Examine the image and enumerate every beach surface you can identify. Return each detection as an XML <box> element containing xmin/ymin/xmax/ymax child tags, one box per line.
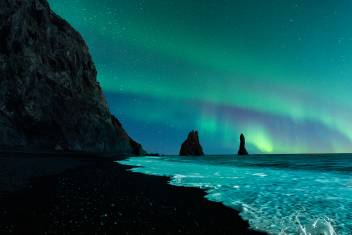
<box><xmin>0</xmin><ymin>152</ymin><xmax>265</xmax><ymax>234</ymax></box>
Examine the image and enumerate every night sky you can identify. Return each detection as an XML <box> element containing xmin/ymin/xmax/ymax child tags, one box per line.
<box><xmin>49</xmin><ymin>0</ymin><xmax>352</xmax><ymax>154</ymax></box>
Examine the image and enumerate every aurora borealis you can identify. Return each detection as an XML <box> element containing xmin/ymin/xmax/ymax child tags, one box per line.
<box><xmin>49</xmin><ymin>0</ymin><xmax>352</xmax><ymax>154</ymax></box>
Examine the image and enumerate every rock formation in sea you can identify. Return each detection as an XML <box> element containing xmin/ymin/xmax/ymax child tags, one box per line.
<box><xmin>0</xmin><ymin>0</ymin><xmax>144</xmax><ymax>154</ymax></box>
<box><xmin>237</xmin><ymin>133</ymin><xmax>248</xmax><ymax>155</ymax></box>
<box><xmin>179</xmin><ymin>130</ymin><xmax>204</xmax><ymax>156</ymax></box>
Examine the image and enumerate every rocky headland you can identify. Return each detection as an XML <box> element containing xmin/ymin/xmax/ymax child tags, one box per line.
<box><xmin>0</xmin><ymin>0</ymin><xmax>143</xmax><ymax>155</ymax></box>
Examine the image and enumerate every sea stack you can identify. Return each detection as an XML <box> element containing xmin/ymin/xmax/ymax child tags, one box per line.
<box><xmin>179</xmin><ymin>130</ymin><xmax>204</xmax><ymax>156</ymax></box>
<box><xmin>237</xmin><ymin>133</ymin><xmax>248</xmax><ymax>155</ymax></box>
<box><xmin>0</xmin><ymin>0</ymin><xmax>143</xmax><ymax>155</ymax></box>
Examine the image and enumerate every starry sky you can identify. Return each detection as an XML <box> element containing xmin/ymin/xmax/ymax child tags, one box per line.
<box><xmin>49</xmin><ymin>0</ymin><xmax>352</xmax><ymax>154</ymax></box>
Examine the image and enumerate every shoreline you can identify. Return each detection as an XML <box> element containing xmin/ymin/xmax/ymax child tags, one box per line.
<box><xmin>0</xmin><ymin>153</ymin><xmax>266</xmax><ymax>234</ymax></box>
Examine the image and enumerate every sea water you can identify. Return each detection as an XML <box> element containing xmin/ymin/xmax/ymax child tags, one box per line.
<box><xmin>118</xmin><ymin>155</ymin><xmax>352</xmax><ymax>235</ymax></box>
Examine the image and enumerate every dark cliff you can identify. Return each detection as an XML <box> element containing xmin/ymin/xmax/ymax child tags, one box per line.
<box><xmin>179</xmin><ymin>130</ymin><xmax>204</xmax><ymax>156</ymax></box>
<box><xmin>0</xmin><ymin>0</ymin><xmax>144</xmax><ymax>154</ymax></box>
<box><xmin>237</xmin><ymin>133</ymin><xmax>248</xmax><ymax>155</ymax></box>
<box><xmin>111</xmin><ymin>115</ymin><xmax>145</xmax><ymax>156</ymax></box>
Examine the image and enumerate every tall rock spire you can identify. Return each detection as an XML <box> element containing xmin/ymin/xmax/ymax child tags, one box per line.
<box><xmin>237</xmin><ymin>133</ymin><xmax>248</xmax><ymax>155</ymax></box>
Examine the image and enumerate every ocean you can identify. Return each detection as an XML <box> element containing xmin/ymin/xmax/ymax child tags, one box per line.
<box><xmin>118</xmin><ymin>154</ymin><xmax>352</xmax><ymax>235</ymax></box>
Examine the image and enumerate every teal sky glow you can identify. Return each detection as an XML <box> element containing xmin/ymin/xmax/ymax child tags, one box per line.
<box><xmin>49</xmin><ymin>0</ymin><xmax>352</xmax><ymax>154</ymax></box>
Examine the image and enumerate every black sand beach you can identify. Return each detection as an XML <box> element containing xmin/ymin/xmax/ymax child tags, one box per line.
<box><xmin>0</xmin><ymin>152</ymin><xmax>265</xmax><ymax>235</ymax></box>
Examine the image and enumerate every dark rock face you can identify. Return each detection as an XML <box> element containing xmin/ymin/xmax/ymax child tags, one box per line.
<box><xmin>237</xmin><ymin>133</ymin><xmax>248</xmax><ymax>155</ymax></box>
<box><xmin>111</xmin><ymin>115</ymin><xmax>145</xmax><ymax>156</ymax></box>
<box><xmin>0</xmin><ymin>0</ymin><xmax>143</xmax><ymax>154</ymax></box>
<box><xmin>179</xmin><ymin>130</ymin><xmax>204</xmax><ymax>156</ymax></box>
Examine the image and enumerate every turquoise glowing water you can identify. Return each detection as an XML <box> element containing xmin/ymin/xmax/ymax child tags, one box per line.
<box><xmin>118</xmin><ymin>155</ymin><xmax>352</xmax><ymax>235</ymax></box>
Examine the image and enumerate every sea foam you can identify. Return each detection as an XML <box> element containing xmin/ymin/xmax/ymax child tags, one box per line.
<box><xmin>118</xmin><ymin>155</ymin><xmax>352</xmax><ymax>235</ymax></box>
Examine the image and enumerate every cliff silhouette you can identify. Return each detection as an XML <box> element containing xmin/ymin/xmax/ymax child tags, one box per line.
<box><xmin>0</xmin><ymin>0</ymin><xmax>144</xmax><ymax>155</ymax></box>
